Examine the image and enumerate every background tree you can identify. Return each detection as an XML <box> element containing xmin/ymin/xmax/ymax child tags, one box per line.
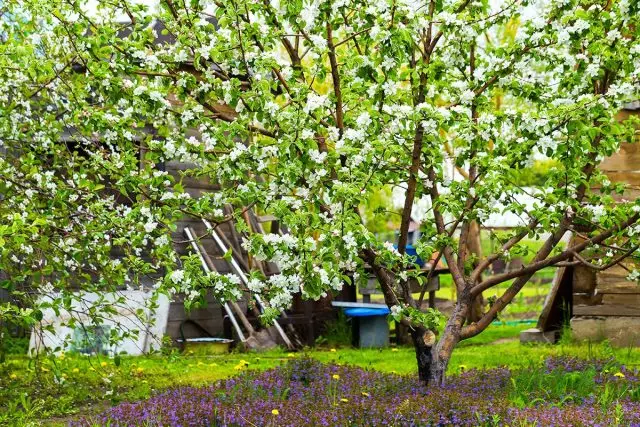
<box><xmin>1</xmin><ymin>0</ymin><xmax>639</xmax><ymax>385</ymax></box>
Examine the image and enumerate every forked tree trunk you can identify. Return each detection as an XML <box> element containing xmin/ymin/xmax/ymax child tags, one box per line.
<box><xmin>414</xmin><ymin>299</ymin><xmax>470</xmax><ymax>386</ymax></box>
<box><xmin>411</xmin><ymin>326</ymin><xmax>455</xmax><ymax>386</ymax></box>
<box><xmin>367</xmin><ymin>250</ymin><xmax>468</xmax><ymax>387</ymax></box>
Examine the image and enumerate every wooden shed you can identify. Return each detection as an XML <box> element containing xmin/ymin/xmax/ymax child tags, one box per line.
<box><xmin>526</xmin><ymin>102</ymin><xmax>640</xmax><ymax>346</ymax></box>
<box><xmin>569</xmin><ymin>101</ymin><xmax>640</xmax><ymax>346</ymax></box>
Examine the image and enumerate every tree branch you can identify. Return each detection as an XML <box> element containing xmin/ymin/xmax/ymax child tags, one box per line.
<box><xmin>463</xmin><ymin>214</ymin><xmax>639</xmax><ymax>339</ymax></box>
<box><xmin>471</xmin><ymin>213</ymin><xmax>640</xmax><ymax>297</ymax></box>
<box><xmin>326</xmin><ymin>19</ymin><xmax>344</xmax><ymax>133</ymax></box>
<box><xmin>570</xmin><ymin>245</ymin><xmax>639</xmax><ymax>271</ymax></box>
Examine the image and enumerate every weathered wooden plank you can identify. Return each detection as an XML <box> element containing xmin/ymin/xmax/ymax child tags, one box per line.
<box><xmin>598</xmin><ymin>263</ymin><xmax>637</xmax><ymax>278</ymax></box>
<box><xmin>597</xmin><ymin>269</ymin><xmax>639</xmax><ymax>286</ymax></box>
<box><xmin>165</xmin><ymin>318</ymin><xmax>225</xmax><ymax>339</ymax></box>
<box><xmin>597</xmin><ymin>281</ymin><xmax>640</xmax><ymax>294</ymax></box>
<box><xmin>257</xmin><ymin>214</ymin><xmax>278</xmax><ymax>223</ymax></box>
<box><xmin>615</xmin><ymin>109</ymin><xmax>635</xmax><ymax>121</ymax></box>
<box><xmin>573</xmin><ymin>304</ymin><xmax>640</xmax><ymax>317</ymax></box>
<box><xmin>537</xmin><ymin>265</ymin><xmax>573</xmax><ymax>332</ymax></box>
<box><xmin>592</xmin><ymin>189</ymin><xmax>640</xmax><ymax>202</ymax></box>
<box><xmin>599</xmin><ymin>142</ymin><xmax>640</xmax><ymax>172</ymax></box>
<box><xmin>164</xmin><ymin>160</ymin><xmax>199</xmax><ymax>171</ymax></box>
<box><xmin>571</xmin><ymin>316</ymin><xmax>640</xmax><ymax>347</ymax></box>
<box><xmin>168</xmin><ymin>302</ymin><xmax>225</xmax><ymax>322</ymax></box>
<box><xmin>597</xmin><ymin>274</ymin><xmax>631</xmax><ymax>286</ymax></box>
<box><xmin>611</xmin><ymin>188</ymin><xmax>640</xmax><ymax>201</ymax></box>
<box><xmin>600</xmin><ymin>158</ymin><xmax>640</xmax><ymax>173</ymax></box>
<box><xmin>601</xmin><ymin>171</ymin><xmax>640</xmax><ymax>186</ymax></box>
<box><xmin>601</xmin><ymin>293</ymin><xmax>640</xmax><ymax>307</ymax></box>
<box><xmin>573</xmin><ymin>293</ymin><xmax>602</xmax><ymax>306</ymax></box>
<box><xmin>573</xmin><ymin>265</ymin><xmax>597</xmax><ymax>293</ymax></box>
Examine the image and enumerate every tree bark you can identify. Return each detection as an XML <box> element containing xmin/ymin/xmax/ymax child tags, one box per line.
<box><xmin>428</xmin><ymin>348</ymin><xmax>448</xmax><ymax>386</ymax></box>
<box><xmin>466</xmin><ymin>221</ymin><xmax>484</xmax><ymax>323</ymax></box>
<box><xmin>411</xmin><ymin>325</ymin><xmax>457</xmax><ymax>386</ymax></box>
<box><xmin>425</xmin><ymin>296</ymin><xmax>470</xmax><ymax>385</ymax></box>
<box><xmin>410</xmin><ymin>327</ymin><xmax>435</xmax><ymax>383</ymax></box>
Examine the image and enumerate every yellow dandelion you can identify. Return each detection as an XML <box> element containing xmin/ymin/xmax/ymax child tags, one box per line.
<box><xmin>330</xmin><ymin>348</ymin><xmax>337</xmax><ymax>352</ymax></box>
<box><xmin>58</xmin><ymin>353</ymin><xmax>66</xmax><ymax>360</ymax></box>
<box><xmin>361</xmin><ymin>392</ymin><xmax>370</xmax><ymax>397</ymax></box>
<box><xmin>100</xmin><ymin>361</ymin><xmax>107</xmax><ymax>368</ymax></box>
<box><xmin>340</xmin><ymin>398</ymin><xmax>349</xmax><ymax>403</ymax></box>
<box><xmin>332</xmin><ymin>374</ymin><xmax>340</xmax><ymax>380</ymax></box>
<box><xmin>271</xmin><ymin>409</ymin><xmax>279</xmax><ymax>416</ymax></box>
<box><xmin>72</xmin><ymin>368</ymin><xmax>80</xmax><ymax>374</ymax></box>
<box><xmin>136</xmin><ymin>367</ymin><xmax>144</xmax><ymax>374</ymax></box>
<box><xmin>287</xmin><ymin>353</ymin><xmax>295</xmax><ymax>358</ymax></box>
<box><xmin>391</xmin><ymin>348</ymin><xmax>398</xmax><ymax>352</ymax></box>
<box><xmin>614</xmin><ymin>372</ymin><xmax>625</xmax><ymax>378</ymax></box>
<box><xmin>9</xmin><ymin>373</ymin><xmax>17</xmax><ymax>380</ymax></box>
<box><xmin>209</xmin><ymin>363</ymin><xmax>218</xmax><ymax>367</ymax></box>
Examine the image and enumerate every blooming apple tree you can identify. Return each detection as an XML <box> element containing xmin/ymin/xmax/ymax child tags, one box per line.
<box><xmin>1</xmin><ymin>0</ymin><xmax>639</xmax><ymax>383</ymax></box>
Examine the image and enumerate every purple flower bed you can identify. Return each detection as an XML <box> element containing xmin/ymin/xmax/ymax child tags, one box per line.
<box><xmin>73</xmin><ymin>357</ymin><xmax>640</xmax><ymax>426</ymax></box>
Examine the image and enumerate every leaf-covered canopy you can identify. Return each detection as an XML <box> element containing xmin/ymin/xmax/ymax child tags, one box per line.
<box><xmin>1</xmin><ymin>0</ymin><xmax>639</xmax><ymax>343</ymax></box>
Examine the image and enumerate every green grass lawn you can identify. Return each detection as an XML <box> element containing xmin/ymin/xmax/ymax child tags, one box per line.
<box><xmin>2</xmin><ymin>324</ymin><xmax>640</xmax><ymax>426</ymax></box>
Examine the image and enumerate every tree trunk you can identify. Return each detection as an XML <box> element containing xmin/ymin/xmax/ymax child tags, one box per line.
<box><xmin>468</xmin><ymin>293</ymin><xmax>484</xmax><ymax>323</ymax></box>
<box><xmin>421</xmin><ymin>298</ymin><xmax>470</xmax><ymax>386</ymax></box>
<box><xmin>466</xmin><ymin>221</ymin><xmax>484</xmax><ymax>323</ymax></box>
<box><xmin>410</xmin><ymin>326</ymin><xmax>456</xmax><ymax>386</ymax></box>
<box><xmin>410</xmin><ymin>327</ymin><xmax>435</xmax><ymax>383</ymax></box>
<box><xmin>429</xmin><ymin>330</ymin><xmax>457</xmax><ymax>386</ymax></box>
<box><xmin>364</xmin><ymin>248</ymin><xmax>467</xmax><ymax>387</ymax></box>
